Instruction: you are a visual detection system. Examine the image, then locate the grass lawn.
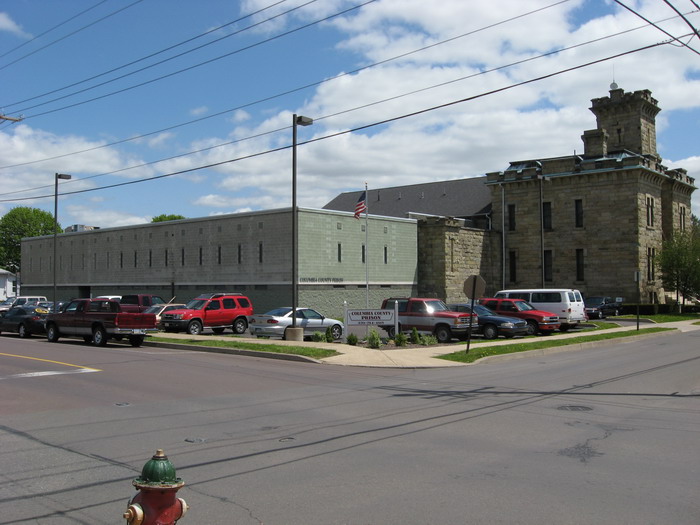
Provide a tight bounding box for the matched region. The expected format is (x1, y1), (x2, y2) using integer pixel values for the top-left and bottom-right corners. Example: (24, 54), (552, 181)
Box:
(149, 336), (340, 359)
(437, 327), (674, 364)
(616, 312), (700, 323)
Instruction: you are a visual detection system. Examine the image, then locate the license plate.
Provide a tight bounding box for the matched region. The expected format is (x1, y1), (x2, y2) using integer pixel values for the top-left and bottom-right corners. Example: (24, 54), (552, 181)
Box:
(133, 329), (145, 334)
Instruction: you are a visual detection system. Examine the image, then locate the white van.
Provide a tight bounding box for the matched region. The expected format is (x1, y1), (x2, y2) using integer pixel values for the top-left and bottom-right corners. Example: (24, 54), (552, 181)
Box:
(494, 289), (586, 330)
(12, 295), (48, 307)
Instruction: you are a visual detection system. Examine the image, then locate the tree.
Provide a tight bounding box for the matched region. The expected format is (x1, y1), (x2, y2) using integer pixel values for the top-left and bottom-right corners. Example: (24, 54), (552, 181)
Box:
(657, 229), (700, 310)
(0, 207), (59, 274)
(151, 214), (186, 223)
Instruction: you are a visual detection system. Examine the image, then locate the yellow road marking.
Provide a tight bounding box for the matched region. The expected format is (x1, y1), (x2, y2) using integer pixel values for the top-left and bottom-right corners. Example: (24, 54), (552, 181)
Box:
(0, 352), (102, 372)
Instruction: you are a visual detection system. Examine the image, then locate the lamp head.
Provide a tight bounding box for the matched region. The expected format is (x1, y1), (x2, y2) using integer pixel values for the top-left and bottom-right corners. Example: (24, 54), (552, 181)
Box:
(295, 115), (313, 127)
(56, 173), (72, 180)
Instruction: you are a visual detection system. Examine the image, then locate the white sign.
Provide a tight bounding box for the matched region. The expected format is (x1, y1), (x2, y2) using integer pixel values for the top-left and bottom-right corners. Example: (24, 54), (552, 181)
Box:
(346, 309), (395, 326)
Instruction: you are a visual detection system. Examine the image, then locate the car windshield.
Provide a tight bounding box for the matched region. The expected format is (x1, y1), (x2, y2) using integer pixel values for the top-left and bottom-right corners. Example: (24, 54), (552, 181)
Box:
(184, 299), (208, 310)
(584, 297), (604, 306)
(514, 301), (536, 312)
(472, 304), (495, 316)
(425, 300), (449, 313)
(143, 306), (161, 314)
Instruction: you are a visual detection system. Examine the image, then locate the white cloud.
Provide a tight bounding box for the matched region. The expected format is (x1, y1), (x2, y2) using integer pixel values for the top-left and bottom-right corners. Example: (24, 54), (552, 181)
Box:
(0, 12), (31, 39)
(189, 106), (209, 116)
(65, 204), (150, 228)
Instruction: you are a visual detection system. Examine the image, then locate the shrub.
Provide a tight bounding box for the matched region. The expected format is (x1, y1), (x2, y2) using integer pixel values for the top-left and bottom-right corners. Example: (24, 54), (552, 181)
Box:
(346, 333), (358, 346)
(420, 334), (438, 346)
(311, 331), (325, 342)
(394, 332), (408, 347)
(325, 326), (335, 342)
(367, 328), (382, 349)
(410, 326), (421, 344)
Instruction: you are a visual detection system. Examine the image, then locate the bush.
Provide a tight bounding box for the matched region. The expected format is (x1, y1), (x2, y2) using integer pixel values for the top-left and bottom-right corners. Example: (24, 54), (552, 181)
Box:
(394, 332), (408, 347)
(325, 326), (335, 342)
(420, 334), (438, 346)
(346, 333), (358, 346)
(311, 331), (325, 342)
(410, 326), (421, 344)
(367, 328), (382, 349)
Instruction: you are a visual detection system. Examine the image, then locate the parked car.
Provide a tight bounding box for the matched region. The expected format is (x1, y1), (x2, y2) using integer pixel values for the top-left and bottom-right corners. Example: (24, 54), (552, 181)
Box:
(143, 303), (186, 329)
(250, 307), (344, 340)
(378, 297), (478, 343)
(45, 298), (157, 347)
(0, 306), (49, 337)
(494, 289), (586, 330)
(584, 296), (622, 318)
(447, 303), (528, 339)
(11, 296), (48, 308)
(161, 293), (253, 335)
(478, 298), (560, 336)
(0, 297), (16, 314)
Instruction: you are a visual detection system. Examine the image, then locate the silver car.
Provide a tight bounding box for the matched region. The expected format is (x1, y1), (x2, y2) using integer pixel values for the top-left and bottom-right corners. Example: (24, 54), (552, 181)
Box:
(250, 307), (344, 340)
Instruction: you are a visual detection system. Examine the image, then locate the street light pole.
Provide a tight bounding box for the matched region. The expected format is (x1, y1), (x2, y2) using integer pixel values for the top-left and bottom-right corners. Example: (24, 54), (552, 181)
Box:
(53, 173), (71, 308)
(291, 114), (313, 337)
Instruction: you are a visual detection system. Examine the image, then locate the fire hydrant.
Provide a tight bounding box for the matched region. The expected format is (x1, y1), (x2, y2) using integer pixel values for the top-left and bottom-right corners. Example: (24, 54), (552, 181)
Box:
(123, 449), (189, 525)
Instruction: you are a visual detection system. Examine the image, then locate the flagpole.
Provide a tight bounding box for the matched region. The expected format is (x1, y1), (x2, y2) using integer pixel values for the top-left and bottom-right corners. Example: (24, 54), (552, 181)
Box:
(364, 182), (369, 308)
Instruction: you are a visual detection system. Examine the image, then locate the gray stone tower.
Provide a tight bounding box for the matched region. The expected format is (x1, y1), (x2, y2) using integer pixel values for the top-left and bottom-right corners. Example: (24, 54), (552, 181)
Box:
(581, 84), (661, 160)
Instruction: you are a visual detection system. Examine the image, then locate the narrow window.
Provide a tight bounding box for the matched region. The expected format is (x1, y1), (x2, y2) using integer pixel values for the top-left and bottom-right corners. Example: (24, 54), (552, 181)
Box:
(543, 250), (553, 282)
(646, 196), (655, 227)
(199, 247), (203, 265)
(237, 244), (242, 264)
(337, 243), (342, 263)
(149, 249), (152, 267)
(576, 248), (584, 281)
(507, 204), (516, 231)
(680, 206), (686, 231)
(574, 199), (584, 228)
(361, 244), (366, 264)
(165, 249), (168, 267)
(218, 246), (222, 265)
(181, 248), (185, 266)
(383, 245), (388, 264)
(258, 242), (263, 263)
(647, 247), (656, 280)
(542, 201), (552, 231)
(134, 250), (137, 268)
(508, 251), (517, 283)
(120, 251), (123, 269)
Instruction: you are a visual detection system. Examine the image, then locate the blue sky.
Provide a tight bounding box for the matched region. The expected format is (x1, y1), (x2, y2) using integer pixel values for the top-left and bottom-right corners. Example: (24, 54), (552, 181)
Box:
(0, 0), (698, 228)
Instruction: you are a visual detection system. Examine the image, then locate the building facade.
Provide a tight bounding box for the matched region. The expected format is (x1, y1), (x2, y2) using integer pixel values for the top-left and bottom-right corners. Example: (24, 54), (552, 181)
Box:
(20, 208), (418, 318)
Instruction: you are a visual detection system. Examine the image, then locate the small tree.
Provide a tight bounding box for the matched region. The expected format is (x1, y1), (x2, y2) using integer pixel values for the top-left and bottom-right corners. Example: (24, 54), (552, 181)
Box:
(151, 214), (186, 222)
(658, 230), (700, 310)
(0, 207), (58, 273)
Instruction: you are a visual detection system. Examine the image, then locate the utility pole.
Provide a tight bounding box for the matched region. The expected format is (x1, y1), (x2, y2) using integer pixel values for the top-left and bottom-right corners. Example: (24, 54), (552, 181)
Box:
(0, 114), (23, 123)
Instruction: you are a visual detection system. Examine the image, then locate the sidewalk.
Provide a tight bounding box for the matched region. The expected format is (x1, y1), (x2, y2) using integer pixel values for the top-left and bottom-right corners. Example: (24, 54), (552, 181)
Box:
(146, 319), (700, 368)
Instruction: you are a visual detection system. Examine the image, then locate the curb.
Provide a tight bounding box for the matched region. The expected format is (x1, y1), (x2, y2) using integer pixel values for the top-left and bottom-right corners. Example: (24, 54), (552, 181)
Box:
(142, 340), (322, 364)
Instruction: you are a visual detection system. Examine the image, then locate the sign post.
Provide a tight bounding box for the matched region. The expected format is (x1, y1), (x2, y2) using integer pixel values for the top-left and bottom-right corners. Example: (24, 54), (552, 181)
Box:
(463, 275), (486, 353)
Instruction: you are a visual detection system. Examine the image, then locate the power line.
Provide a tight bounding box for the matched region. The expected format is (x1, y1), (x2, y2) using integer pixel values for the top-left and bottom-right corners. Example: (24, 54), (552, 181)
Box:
(0, 0), (145, 72)
(0, 0), (302, 111)
(0, 0), (109, 60)
(0, 39), (672, 205)
(660, 0), (700, 40)
(6, 0), (375, 118)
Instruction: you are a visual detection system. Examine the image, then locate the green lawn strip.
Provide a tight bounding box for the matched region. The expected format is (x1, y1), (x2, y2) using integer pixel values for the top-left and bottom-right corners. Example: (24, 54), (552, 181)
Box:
(149, 336), (339, 359)
(616, 313), (700, 322)
(437, 327), (673, 364)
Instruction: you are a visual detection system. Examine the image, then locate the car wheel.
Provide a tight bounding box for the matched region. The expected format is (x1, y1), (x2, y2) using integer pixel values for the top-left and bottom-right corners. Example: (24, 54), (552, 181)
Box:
(187, 320), (203, 336)
(18, 324), (30, 338)
(330, 324), (342, 340)
(559, 324), (570, 332)
(92, 326), (108, 347)
(525, 320), (538, 336)
(129, 335), (145, 347)
(232, 317), (248, 334)
(47, 324), (59, 342)
(212, 327), (225, 334)
(613, 309), (619, 316)
(434, 325), (452, 344)
(482, 324), (498, 340)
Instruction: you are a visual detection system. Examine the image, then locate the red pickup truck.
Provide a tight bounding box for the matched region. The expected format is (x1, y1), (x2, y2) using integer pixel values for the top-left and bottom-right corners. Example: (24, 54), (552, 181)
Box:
(45, 298), (157, 347)
(379, 297), (478, 343)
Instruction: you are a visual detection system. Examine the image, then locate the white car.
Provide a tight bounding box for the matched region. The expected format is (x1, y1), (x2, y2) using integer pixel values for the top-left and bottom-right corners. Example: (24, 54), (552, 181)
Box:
(250, 307), (344, 340)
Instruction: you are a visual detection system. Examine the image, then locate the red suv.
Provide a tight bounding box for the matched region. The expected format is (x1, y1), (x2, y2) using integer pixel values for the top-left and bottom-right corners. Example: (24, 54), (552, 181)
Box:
(161, 293), (253, 335)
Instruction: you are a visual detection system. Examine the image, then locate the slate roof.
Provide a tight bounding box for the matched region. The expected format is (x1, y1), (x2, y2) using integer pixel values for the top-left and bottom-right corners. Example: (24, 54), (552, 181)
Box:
(323, 176), (491, 221)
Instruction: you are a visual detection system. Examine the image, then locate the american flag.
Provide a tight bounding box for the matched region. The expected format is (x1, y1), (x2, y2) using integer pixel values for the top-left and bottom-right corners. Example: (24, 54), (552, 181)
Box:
(354, 191), (367, 219)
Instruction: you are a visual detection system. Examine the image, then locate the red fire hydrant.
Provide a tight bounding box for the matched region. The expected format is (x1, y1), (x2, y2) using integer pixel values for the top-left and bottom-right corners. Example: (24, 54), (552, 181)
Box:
(123, 449), (189, 525)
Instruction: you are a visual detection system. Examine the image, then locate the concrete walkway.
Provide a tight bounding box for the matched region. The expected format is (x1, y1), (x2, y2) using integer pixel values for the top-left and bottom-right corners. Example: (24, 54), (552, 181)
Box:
(146, 319), (700, 368)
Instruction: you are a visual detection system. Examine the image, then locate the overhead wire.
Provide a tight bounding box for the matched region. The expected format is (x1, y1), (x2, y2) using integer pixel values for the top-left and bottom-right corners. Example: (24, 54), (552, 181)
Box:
(0, 0), (145, 72)
(0, 2), (686, 182)
(0, 0), (308, 111)
(0, 0), (109, 60)
(5, 0), (375, 118)
(660, 0), (700, 40)
(0, 38), (676, 204)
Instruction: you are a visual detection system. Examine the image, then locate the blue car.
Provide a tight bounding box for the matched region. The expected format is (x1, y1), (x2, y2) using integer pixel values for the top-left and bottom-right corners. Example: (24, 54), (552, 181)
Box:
(447, 303), (528, 339)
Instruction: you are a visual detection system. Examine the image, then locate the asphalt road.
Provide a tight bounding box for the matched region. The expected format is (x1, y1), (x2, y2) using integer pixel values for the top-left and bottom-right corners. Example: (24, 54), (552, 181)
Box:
(0, 330), (698, 524)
